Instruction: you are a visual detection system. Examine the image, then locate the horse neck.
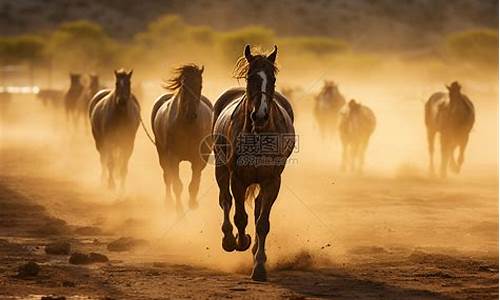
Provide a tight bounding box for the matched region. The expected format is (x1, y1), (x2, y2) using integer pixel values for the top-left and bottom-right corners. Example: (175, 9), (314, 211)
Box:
(176, 84), (200, 117)
(111, 89), (130, 107)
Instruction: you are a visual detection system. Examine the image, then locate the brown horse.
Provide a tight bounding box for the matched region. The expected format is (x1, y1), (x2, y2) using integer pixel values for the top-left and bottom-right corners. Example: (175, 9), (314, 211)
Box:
(339, 99), (376, 173)
(89, 69), (140, 191)
(151, 64), (213, 214)
(314, 80), (346, 138)
(64, 73), (84, 127)
(425, 81), (475, 178)
(78, 74), (104, 125)
(213, 45), (295, 281)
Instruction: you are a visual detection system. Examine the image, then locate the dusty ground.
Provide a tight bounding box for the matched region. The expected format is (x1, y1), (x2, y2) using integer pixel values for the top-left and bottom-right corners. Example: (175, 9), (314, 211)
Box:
(0, 90), (498, 299)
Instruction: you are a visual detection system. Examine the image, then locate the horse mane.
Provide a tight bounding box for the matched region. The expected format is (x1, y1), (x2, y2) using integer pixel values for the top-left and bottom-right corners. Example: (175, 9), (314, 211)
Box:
(163, 64), (202, 91)
(232, 49), (279, 80)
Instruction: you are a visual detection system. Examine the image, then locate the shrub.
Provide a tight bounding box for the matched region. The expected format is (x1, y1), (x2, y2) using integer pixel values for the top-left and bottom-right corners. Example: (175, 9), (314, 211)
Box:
(446, 29), (498, 67)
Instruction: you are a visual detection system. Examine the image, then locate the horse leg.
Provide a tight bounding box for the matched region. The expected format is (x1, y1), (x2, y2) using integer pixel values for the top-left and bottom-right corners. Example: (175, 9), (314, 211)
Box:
(216, 165), (236, 252)
(449, 143), (460, 174)
(358, 140), (368, 174)
(118, 144), (133, 194)
(252, 190), (263, 255)
(350, 143), (359, 172)
(440, 135), (450, 179)
(230, 177), (251, 252)
(341, 141), (348, 172)
(170, 160), (184, 216)
(98, 148), (107, 187)
(252, 176), (280, 282)
(457, 134), (469, 173)
(427, 128), (436, 175)
(188, 162), (202, 210)
(106, 148), (116, 190)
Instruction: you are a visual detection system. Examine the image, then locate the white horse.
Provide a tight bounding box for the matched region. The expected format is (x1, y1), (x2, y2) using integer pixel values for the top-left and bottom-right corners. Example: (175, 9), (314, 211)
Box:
(151, 64), (213, 214)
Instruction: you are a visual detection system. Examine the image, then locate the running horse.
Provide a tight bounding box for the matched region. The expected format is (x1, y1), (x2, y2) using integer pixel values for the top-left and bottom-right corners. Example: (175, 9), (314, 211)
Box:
(314, 80), (346, 138)
(213, 45), (295, 281)
(64, 73), (84, 127)
(151, 64), (213, 213)
(425, 81), (475, 178)
(79, 74), (104, 126)
(89, 69), (140, 191)
(339, 99), (376, 173)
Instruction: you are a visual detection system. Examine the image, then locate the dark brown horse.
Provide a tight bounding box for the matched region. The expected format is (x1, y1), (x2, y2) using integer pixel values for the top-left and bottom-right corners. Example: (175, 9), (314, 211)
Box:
(213, 45), (295, 281)
(151, 64), (213, 214)
(314, 80), (346, 138)
(339, 99), (376, 173)
(64, 73), (84, 126)
(425, 81), (475, 178)
(89, 69), (140, 191)
(78, 74), (104, 125)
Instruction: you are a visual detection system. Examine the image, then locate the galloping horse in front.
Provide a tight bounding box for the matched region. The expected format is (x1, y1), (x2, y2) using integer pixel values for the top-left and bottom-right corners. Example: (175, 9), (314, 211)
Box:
(314, 80), (346, 138)
(151, 64), (213, 214)
(425, 81), (475, 178)
(89, 69), (140, 192)
(213, 45), (295, 281)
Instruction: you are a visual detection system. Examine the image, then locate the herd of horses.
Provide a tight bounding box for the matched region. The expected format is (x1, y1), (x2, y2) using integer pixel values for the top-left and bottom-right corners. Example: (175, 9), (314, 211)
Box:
(60, 45), (475, 281)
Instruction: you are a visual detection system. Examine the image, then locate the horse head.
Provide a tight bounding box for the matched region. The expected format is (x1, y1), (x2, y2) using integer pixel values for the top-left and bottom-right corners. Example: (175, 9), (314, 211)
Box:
(70, 73), (82, 88)
(114, 69), (133, 106)
(164, 64), (204, 120)
(237, 45), (278, 132)
(446, 81), (462, 102)
(348, 99), (361, 113)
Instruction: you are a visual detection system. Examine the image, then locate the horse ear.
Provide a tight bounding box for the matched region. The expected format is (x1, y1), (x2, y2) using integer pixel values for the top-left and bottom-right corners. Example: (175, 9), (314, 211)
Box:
(445, 84), (451, 91)
(114, 70), (119, 77)
(267, 45), (278, 63)
(127, 69), (133, 78)
(200, 65), (204, 74)
(244, 45), (253, 62)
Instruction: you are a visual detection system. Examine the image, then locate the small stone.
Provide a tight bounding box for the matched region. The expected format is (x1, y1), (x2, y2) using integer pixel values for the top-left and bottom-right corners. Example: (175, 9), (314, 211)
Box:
(45, 241), (71, 255)
(69, 252), (91, 265)
(107, 237), (148, 252)
(89, 252), (109, 263)
(62, 280), (76, 287)
(41, 296), (66, 300)
(16, 261), (40, 278)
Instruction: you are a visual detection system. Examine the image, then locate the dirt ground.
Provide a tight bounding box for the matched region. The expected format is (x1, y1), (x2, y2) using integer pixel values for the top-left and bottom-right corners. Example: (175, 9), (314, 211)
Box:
(0, 86), (498, 299)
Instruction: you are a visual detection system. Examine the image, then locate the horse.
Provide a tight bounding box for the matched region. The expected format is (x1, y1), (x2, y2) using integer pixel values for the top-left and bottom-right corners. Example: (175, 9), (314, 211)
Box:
(78, 74), (104, 125)
(425, 81), (475, 178)
(314, 80), (346, 138)
(89, 69), (140, 191)
(339, 99), (376, 173)
(213, 45), (295, 281)
(64, 73), (84, 127)
(151, 64), (213, 213)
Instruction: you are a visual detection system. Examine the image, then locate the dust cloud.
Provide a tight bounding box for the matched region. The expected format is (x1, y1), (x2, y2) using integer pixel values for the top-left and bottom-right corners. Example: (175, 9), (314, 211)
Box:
(0, 57), (497, 276)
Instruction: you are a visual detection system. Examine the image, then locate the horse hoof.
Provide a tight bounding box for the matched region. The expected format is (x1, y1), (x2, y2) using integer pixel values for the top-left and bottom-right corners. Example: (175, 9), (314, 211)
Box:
(236, 233), (251, 252)
(222, 235), (237, 252)
(188, 200), (199, 210)
(251, 264), (267, 282)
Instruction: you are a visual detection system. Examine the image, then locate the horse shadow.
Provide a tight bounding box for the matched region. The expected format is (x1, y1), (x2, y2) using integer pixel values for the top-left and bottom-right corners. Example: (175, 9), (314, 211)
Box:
(267, 267), (453, 299)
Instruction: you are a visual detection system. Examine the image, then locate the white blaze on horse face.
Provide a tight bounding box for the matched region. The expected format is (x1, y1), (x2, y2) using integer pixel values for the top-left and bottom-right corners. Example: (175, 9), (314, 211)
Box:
(256, 71), (268, 118)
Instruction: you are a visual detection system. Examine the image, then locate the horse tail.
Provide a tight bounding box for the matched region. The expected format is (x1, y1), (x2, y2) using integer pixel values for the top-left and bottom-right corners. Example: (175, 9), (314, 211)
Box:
(151, 93), (174, 131)
(245, 184), (260, 203)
